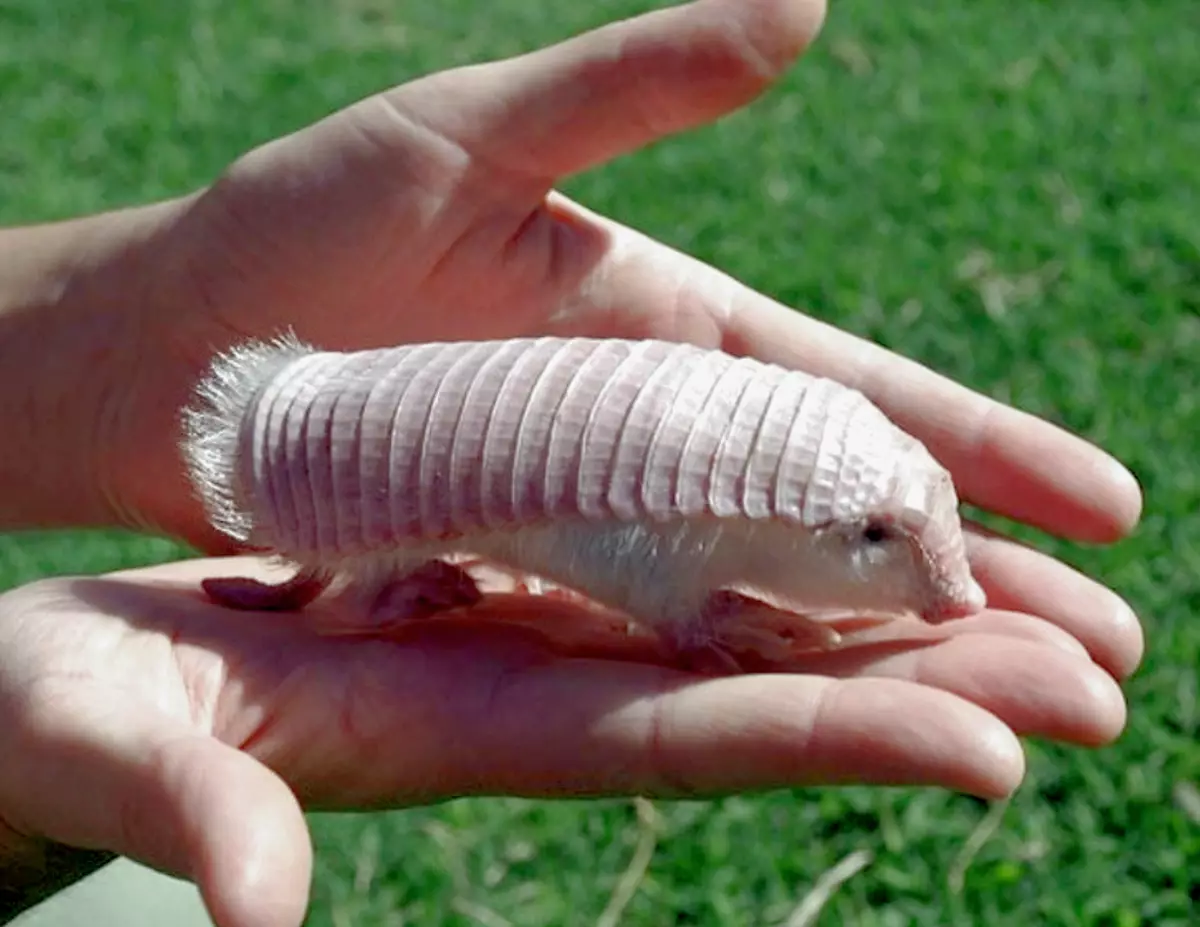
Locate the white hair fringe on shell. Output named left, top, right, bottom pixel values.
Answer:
left=180, top=330, right=316, bottom=546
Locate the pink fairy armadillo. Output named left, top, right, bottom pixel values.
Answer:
left=181, top=334, right=986, bottom=665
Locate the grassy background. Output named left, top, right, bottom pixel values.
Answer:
left=1, top=0, right=1197, bottom=923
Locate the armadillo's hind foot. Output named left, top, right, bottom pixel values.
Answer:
left=363, top=558, right=484, bottom=631
left=202, top=566, right=331, bottom=611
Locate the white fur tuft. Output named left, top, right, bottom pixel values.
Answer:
left=179, top=330, right=315, bottom=544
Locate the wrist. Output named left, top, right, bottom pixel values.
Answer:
left=0, top=198, right=195, bottom=537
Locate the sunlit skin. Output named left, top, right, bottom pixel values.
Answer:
left=0, top=2, right=1143, bottom=926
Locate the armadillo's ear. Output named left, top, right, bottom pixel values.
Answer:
left=180, top=336, right=314, bottom=544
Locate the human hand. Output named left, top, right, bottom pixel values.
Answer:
left=0, top=555, right=1126, bottom=927
left=0, top=0, right=1141, bottom=711
left=87, top=0, right=1137, bottom=677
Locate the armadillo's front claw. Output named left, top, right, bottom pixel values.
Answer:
left=664, top=589, right=843, bottom=673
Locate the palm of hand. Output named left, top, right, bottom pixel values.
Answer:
left=0, top=542, right=1130, bottom=927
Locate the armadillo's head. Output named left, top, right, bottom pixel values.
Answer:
left=774, top=395, right=987, bottom=624
left=837, top=434, right=987, bottom=624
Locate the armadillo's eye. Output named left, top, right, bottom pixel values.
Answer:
left=861, top=520, right=893, bottom=544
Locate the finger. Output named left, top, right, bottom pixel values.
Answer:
left=390, top=0, right=826, bottom=178
left=963, top=523, right=1144, bottom=679
left=770, top=633, right=1128, bottom=747
left=522, top=602, right=1125, bottom=746
left=5, top=701, right=311, bottom=927
left=840, top=607, right=1092, bottom=660
left=422, top=638, right=1025, bottom=800
left=218, top=614, right=1023, bottom=803
left=394, top=572, right=1128, bottom=750
left=538, top=201, right=1143, bottom=543
left=724, top=293, right=1145, bottom=543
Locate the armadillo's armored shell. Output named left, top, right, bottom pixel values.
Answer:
left=184, top=336, right=927, bottom=560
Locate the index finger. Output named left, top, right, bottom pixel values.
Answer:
left=543, top=207, right=1143, bottom=543
left=389, top=0, right=827, bottom=180
left=722, top=292, right=1143, bottom=542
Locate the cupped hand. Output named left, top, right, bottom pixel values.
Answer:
left=105, top=0, right=1139, bottom=678
left=0, top=556, right=1126, bottom=927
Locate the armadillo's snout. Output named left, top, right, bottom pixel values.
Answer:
left=903, top=464, right=987, bottom=624
left=920, top=575, right=987, bottom=623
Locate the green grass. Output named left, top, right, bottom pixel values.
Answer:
left=2, top=0, right=1198, bottom=923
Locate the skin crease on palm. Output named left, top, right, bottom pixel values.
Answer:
left=0, top=1, right=1147, bottom=926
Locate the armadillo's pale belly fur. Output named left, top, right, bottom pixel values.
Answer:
left=231, top=337, right=901, bottom=562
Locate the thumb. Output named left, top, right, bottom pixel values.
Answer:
left=7, top=705, right=312, bottom=927
left=136, top=733, right=314, bottom=927
left=391, top=0, right=828, bottom=179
